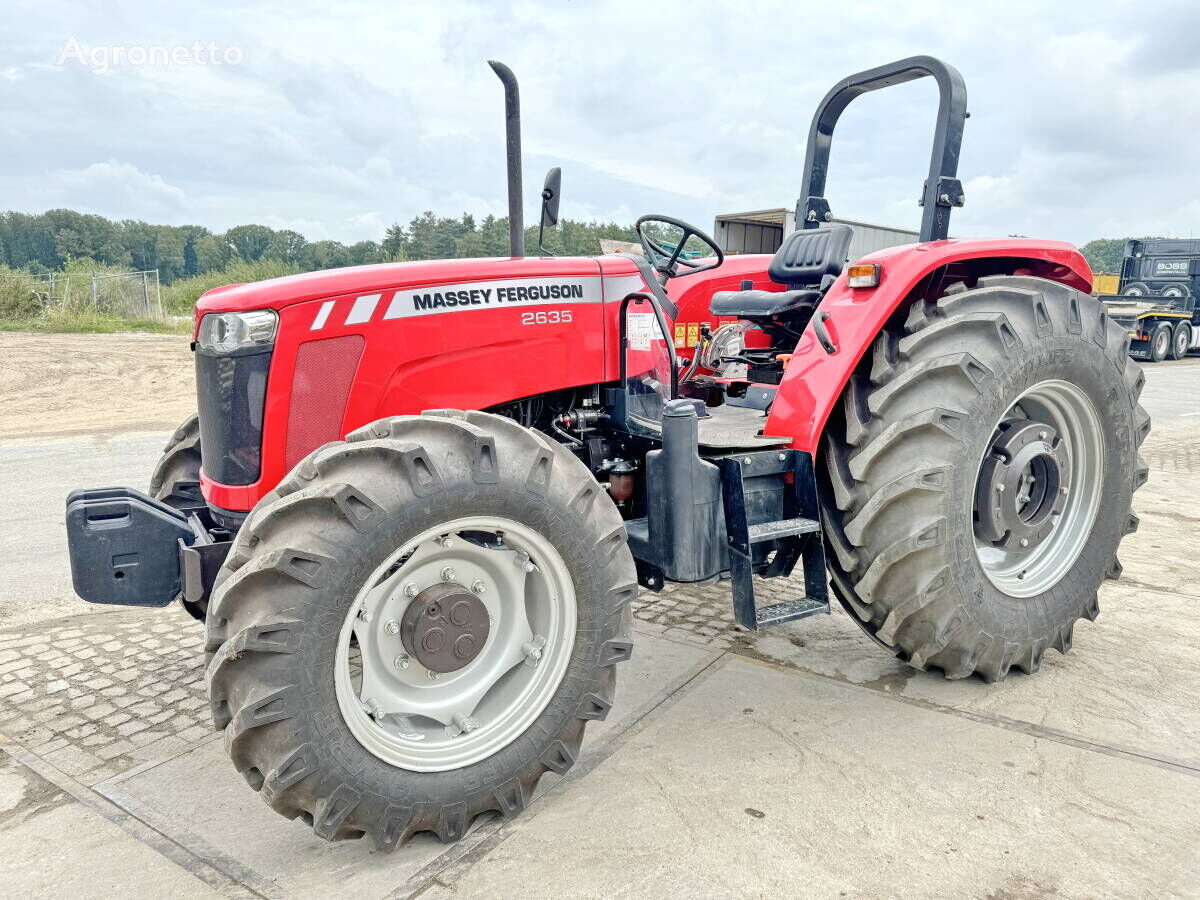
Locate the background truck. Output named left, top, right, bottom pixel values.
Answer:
left=1102, top=238, right=1200, bottom=361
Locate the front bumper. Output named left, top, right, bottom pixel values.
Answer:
left=65, top=487, right=230, bottom=610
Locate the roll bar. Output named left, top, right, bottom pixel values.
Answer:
left=797, top=55, right=968, bottom=243
left=488, top=60, right=524, bottom=257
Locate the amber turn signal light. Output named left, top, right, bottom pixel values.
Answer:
left=846, top=263, right=881, bottom=288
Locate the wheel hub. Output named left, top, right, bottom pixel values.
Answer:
left=974, top=419, right=1070, bottom=552
left=401, top=583, right=491, bottom=673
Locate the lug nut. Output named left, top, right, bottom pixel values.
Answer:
left=384, top=619, right=400, bottom=635
left=471, top=579, right=486, bottom=594
left=395, top=654, right=410, bottom=670
left=997, top=483, right=1006, bottom=493
left=436, top=536, right=454, bottom=549
left=1019, top=538, right=1030, bottom=548
left=1060, top=487, right=1069, bottom=496
left=427, top=670, right=441, bottom=681
left=404, top=583, right=419, bottom=598
left=358, top=607, right=373, bottom=623
left=441, top=567, right=456, bottom=582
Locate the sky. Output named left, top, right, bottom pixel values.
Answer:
left=3, top=0, right=1200, bottom=248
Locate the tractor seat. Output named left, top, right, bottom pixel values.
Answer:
left=710, top=288, right=822, bottom=318
left=708, top=223, right=854, bottom=320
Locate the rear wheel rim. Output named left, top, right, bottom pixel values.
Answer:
left=1156, top=329, right=1170, bottom=357
left=335, top=516, right=577, bottom=772
left=973, top=380, right=1104, bottom=598
left=1175, top=328, right=1189, bottom=356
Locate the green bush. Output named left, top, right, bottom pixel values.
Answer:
left=0, top=270, right=44, bottom=319
left=161, top=259, right=302, bottom=316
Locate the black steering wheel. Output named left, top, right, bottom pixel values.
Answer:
left=634, top=214, right=724, bottom=283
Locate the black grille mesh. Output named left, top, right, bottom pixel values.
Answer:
left=195, top=349, right=271, bottom=485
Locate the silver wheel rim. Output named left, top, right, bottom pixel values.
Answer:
left=335, top=516, right=577, bottom=772
left=1156, top=330, right=1170, bottom=356
left=974, top=380, right=1104, bottom=597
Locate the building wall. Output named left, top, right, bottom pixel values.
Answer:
left=714, top=211, right=918, bottom=262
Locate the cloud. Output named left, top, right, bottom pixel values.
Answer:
left=3, top=0, right=1200, bottom=247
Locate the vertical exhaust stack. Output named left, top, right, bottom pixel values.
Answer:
left=488, top=60, right=524, bottom=257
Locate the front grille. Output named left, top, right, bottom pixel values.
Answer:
left=195, top=347, right=271, bottom=485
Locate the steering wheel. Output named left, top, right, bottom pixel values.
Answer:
left=634, top=214, right=724, bottom=283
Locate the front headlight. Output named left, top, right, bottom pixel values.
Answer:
left=197, top=310, right=278, bottom=354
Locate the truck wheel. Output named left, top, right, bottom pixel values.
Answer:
left=1160, top=283, right=1190, bottom=299
left=822, top=275, right=1148, bottom=681
left=148, top=413, right=203, bottom=507
left=1169, top=322, right=1191, bottom=360
left=1123, top=282, right=1150, bottom=297
left=1149, top=322, right=1172, bottom=362
left=204, top=410, right=635, bottom=848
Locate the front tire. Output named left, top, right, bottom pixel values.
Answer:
left=148, top=413, right=202, bottom=507
left=205, top=410, right=636, bottom=848
left=822, top=276, right=1149, bottom=681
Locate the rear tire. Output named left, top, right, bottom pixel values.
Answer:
left=1149, top=322, right=1172, bottom=362
left=822, top=276, right=1149, bottom=681
left=1169, top=322, right=1190, bottom=360
left=204, top=410, right=636, bottom=848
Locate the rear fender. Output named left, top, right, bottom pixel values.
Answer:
left=765, top=239, right=1093, bottom=453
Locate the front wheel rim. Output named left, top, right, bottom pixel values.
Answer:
left=335, top=516, right=577, bottom=772
left=973, top=380, right=1105, bottom=597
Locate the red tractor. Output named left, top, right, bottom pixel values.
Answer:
left=66, top=57, right=1148, bottom=848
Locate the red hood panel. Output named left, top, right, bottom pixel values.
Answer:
left=195, top=256, right=617, bottom=314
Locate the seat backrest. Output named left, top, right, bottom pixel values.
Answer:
left=767, top=223, right=853, bottom=286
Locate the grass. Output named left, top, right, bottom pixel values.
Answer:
left=0, top=310, right=192, bottom=334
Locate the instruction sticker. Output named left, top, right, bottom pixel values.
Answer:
left=627, top=313, right=663, bottom=350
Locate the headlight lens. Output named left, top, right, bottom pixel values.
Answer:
left=699, top=322, right=747, bottom=370
left=197, top=310, right=278, bottom=354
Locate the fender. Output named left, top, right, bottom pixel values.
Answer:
left=765, top=238, right=1093, bottom=453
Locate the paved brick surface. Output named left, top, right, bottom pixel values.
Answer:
left=0, top=608, right=208, bottom=785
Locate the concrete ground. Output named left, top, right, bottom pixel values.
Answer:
left=1, top=351, right=1198, bottom=898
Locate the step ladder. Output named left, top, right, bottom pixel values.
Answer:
left=717, top=449, right=830, bottom=630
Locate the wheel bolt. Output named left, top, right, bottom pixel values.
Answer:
left=523, top=562, right=535, bottom=573
left=395, top=654, right=410, bottom=670
left=471, top=579, right=486, bottom=594
left=1060, top=487, right=1069, bottom=496
left=384, top=619, right=400, bottom=635
left=996, top=484, right=1006, bottom=493
left=437, top=536, right=454, bottom=549
left=1038, top=431, right=1048, bottom=441
left=1019, top=538, right=1029, bottom=548
left=427, top=670, right=441, bottom=681
left=404, top=583, right=419, bottom=598
left=441, top=567, right=457, bottom=582
left=358, top=607, right=373, bottom=623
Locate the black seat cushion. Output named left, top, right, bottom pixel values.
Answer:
left=767, top=223, right=853, bottom=286
left=709, top=288, right=823, bottom=318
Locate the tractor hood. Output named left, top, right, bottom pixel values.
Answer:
left=194, top=256, right=618, bottom=317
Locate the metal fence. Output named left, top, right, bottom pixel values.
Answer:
left=0, top=269, right=163, bottom=320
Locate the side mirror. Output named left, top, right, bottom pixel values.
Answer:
left=537, top=167, right=562, bottom=256
left=540, top=167, right=561, bottom=226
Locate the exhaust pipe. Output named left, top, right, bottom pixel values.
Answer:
left=488, top=60, right=524, bottom=257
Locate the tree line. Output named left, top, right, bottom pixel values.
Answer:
left=0, top=209, right=644, bottom=284
left=0, top=207, right=1153, bottom=282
